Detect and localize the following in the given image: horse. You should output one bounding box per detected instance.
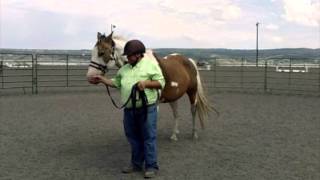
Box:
[87,32,215,141]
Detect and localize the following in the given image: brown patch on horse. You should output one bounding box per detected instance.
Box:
[153,53,198,104]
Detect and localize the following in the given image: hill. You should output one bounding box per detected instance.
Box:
[1,48,319,63]
[154,48,320,62]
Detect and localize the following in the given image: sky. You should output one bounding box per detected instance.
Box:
[0,0,319,49]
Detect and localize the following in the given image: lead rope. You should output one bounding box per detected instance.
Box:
[105,84,131,109]
[105,83,149,121]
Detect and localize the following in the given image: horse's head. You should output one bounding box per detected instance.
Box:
[96,32,115,63]
[87,32,117,84]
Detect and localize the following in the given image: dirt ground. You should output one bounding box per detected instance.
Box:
[1,89,319,180]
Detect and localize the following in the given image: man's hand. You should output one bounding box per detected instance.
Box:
[137,80,147,91]
[88,75,105,84]
[89,75,116,87]
[88,75,101,84]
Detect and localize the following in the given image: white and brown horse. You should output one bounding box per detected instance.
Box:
[87,32,214,140]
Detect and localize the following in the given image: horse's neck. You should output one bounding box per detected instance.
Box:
[113,38,128,67]
[145,50,158,64]
[113,37,158,67]
[113,36,127,49]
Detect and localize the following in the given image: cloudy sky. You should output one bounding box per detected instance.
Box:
[1,0,319,49]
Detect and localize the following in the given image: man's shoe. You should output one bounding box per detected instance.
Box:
[121,165,142,174]
[144,169,157,178]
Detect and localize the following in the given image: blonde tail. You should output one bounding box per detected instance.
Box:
[196,72,213,129]
[189,59,219,129]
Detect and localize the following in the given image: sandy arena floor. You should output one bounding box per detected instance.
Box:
[1,89,319,179]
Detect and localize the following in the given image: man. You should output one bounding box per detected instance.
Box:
[93,39,165,178]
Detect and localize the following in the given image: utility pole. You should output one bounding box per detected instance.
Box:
[256,22,259,67]
[111,24,116,33]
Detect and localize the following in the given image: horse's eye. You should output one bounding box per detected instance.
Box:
[98,52,104,56]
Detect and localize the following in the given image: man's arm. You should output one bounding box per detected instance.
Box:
[137,80,162,91]
[93,75,117,88]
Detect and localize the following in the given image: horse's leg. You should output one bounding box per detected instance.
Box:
[191,103,198,140]
[188,90,198,140]
[169,101,180,141]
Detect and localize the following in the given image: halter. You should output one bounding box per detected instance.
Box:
[89,42,116,74]
[89,61,108,74]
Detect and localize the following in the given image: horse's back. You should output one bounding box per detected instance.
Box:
[157,54,198,102]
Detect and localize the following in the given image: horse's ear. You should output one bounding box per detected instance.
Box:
[97,32,102,40]
[106,31,113,41]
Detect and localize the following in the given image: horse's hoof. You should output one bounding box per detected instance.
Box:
[170,135,178,141]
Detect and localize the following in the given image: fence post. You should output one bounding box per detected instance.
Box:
[289,57,292,92]
[264,60,268,93]
[240,57,244,89]
[318,61,320,95]
[66,55,69,87]
[32,54,34,94]
[32,54,38,94]
[0,59,3,89]
[36,54,38,94]
[213,58,217,88]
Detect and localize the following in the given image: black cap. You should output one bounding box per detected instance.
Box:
[123,39,146,56]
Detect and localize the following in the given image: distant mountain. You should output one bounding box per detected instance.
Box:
[153,48,320,62]
[1,48,319,62]
[0,48,91,56]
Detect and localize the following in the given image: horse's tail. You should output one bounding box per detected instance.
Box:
[189,58,219,129]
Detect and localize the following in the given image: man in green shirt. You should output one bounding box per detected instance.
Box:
[93,39,165,178]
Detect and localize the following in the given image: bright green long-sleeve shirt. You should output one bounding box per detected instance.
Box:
[111,57,165,108]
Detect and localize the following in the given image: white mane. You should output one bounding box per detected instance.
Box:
[112,35,158,67]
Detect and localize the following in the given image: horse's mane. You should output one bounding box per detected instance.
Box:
[111,34,158,65]
[113,35,128,42]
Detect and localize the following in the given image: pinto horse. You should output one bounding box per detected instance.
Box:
[87,32,214,140]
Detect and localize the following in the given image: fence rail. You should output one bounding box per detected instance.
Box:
[1,53,320,96]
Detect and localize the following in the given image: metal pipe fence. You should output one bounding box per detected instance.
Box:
[201,57,320,96]
[0,53,319,96]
